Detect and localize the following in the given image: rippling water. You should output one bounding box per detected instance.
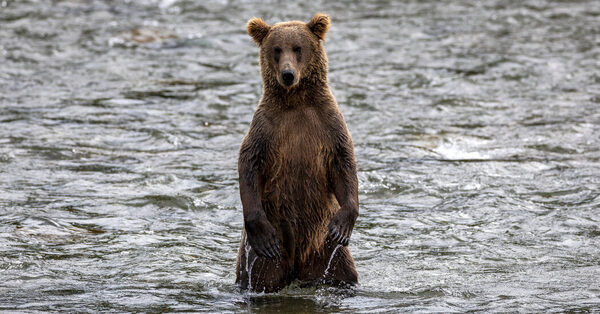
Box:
[1,0,600,311]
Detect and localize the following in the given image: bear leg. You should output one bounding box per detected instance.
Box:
[321,242,358,287]
[297,240,358,288]
[235,231,290,293]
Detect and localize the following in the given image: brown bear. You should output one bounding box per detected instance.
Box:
[236,13,359,292]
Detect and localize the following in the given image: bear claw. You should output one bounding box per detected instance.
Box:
[328,225,350,246]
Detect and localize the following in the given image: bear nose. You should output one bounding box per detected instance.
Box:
[281,70,295,86]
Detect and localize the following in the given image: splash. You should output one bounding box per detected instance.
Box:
[323,244,342,279]
[247,256,258,290]
[244,236,251,275]
[244,235,259,290]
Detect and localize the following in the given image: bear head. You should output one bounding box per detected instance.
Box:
[246,13,330,90]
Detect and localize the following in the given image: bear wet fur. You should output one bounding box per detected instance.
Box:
[236,13,359,292]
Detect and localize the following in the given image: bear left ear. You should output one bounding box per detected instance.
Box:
[247,17,271,45]
[307,13,330,41]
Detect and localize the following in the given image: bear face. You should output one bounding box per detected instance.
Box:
[247,14,330,89]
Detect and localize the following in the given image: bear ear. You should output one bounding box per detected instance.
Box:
[247,17,271,45]
[307,13,330,41]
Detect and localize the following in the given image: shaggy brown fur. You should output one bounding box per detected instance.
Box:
[236,13,359,292]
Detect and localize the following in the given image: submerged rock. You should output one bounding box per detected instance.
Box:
[109,27,179,48]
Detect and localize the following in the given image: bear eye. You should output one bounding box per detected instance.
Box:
[293,46,301,53]
[273,47,282,54]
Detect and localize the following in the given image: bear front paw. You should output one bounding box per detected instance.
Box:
[327,209,357,246]
[245,216,281,259]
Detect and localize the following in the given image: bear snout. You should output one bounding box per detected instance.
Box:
[281,69,295,86]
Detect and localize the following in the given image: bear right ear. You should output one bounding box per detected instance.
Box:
[307,13,330,41]
[247,17,271,45]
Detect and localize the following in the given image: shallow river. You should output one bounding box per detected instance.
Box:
[1,0,600,312]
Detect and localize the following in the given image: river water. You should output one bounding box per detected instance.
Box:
[1,0,599,312]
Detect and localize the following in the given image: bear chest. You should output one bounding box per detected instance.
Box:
[264,122,332,209]
[270,109,332,171]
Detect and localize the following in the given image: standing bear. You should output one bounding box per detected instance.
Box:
[236,13,359,292]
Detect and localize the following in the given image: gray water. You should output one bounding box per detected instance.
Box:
[1,0,600,312]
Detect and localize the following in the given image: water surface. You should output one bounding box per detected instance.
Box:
[1,0,600,312]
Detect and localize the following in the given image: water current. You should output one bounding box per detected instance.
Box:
[1,0,599,312]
